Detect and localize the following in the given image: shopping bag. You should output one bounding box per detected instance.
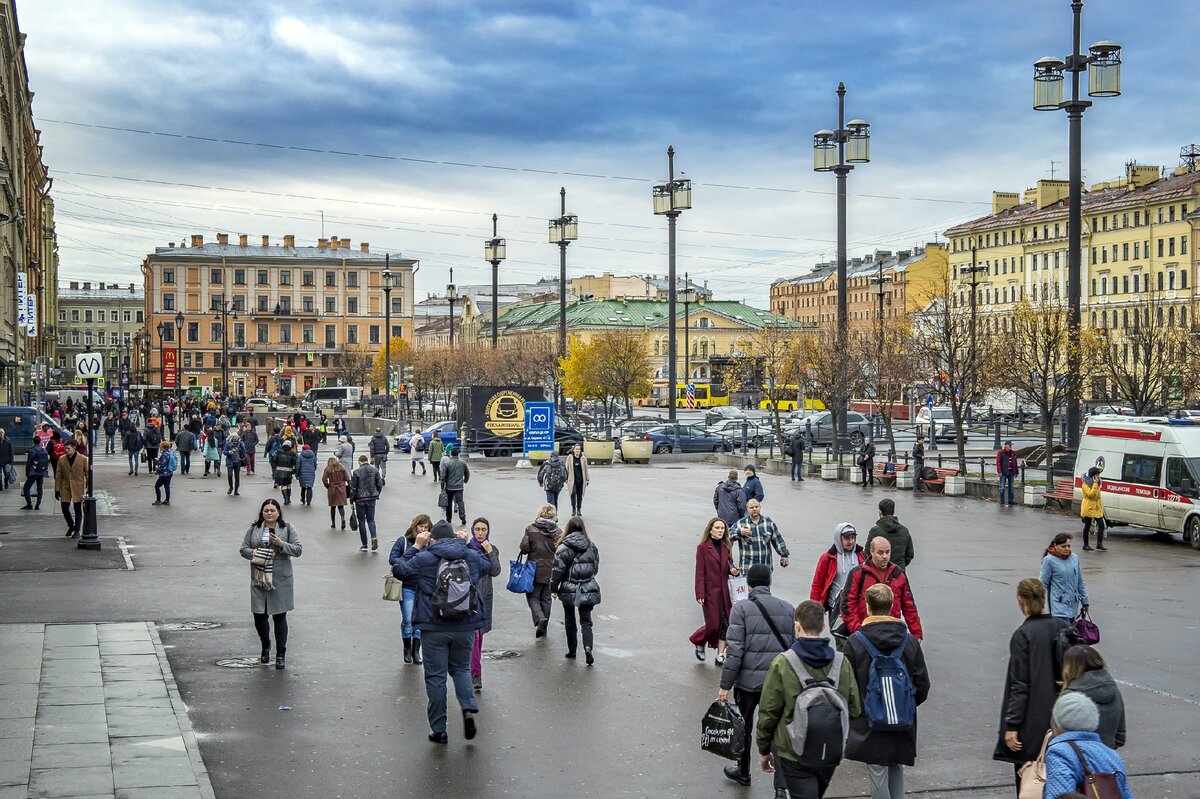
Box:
[728,576,750,603]
[700,700,745,761]
[1017,732,1050,799]
[1073,608,1100,645]
[506,554,537,594]
[349,508,359,532]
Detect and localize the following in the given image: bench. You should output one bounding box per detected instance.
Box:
[873,462,909,486]
[920,467,960,492]
[1043,478,1075,508]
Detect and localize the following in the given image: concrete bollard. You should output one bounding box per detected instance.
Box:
[896,472,914,490]
[1023,484,1047,508]
[944,475,967,496]
[821,463,839,481]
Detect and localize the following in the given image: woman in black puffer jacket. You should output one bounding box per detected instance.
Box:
[551,516,601,666]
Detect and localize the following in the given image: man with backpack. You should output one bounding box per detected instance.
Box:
[391,519,490,745]
[717,564,796,797]
[409,429,427,475]
[537,450,568,509]
[756,599,861,799]
[843,584,931,799]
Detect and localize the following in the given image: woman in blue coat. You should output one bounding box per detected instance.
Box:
[1039,532,1089,621]
[296,444,318,505]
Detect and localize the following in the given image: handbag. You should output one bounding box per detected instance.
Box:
[1016,731,1050,799]
[506,554,536,594]
[727,575,750,603]
[437,486,448,509]
[1066,740,1123,799]
[382,573,403,601]
[1073,608,1101,645]
[349,508,359,531]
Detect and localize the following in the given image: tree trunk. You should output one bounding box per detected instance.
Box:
[883,413,896,460]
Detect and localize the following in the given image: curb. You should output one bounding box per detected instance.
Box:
[148,621,217,799]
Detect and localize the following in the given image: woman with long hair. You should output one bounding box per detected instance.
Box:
[321,457,349,529]
[993,577,1070,793]
[1062,645,1126,749]
[468,517,502,689]
[690,517,740,664]
[389,513,432,665]
[238,498,302,670]
[551,516,601,665]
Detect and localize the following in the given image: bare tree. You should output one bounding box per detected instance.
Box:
[851,317,924,459]
[1099,290,1197,414]
[335,346,374,389]
[795,326,862,458]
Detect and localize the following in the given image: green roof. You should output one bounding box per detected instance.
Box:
[493,298,809,336]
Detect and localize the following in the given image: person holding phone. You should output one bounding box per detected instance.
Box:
[1080,466,1107,551]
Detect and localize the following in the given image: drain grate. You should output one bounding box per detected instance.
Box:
[481,649,522,661]
[159,621,222,631]
[216,657,267,668]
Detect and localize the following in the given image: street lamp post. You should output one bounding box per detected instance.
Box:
[814,84,871,451]
[1033,1,1122,452]
[155,321,167,398]
[175,311,184,397]
[446,269,457,347]
[870,262,893,442]
[548,188,579,410]
[383,256,393,413]
[961,246,988,468]
[682,271,694,385]
[212,295,237,397]
[484,214,506,349]
[653,146,693,429]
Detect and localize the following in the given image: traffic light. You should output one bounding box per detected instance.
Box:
[403,365,414,382]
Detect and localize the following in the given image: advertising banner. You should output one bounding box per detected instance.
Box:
[162,349,178,388]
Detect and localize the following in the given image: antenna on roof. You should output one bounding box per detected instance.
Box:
[1048,160,1061,180]
[1181,144,1200,173]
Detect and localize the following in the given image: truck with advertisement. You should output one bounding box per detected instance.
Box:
[459,386,584,457]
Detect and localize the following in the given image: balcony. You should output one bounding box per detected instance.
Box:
[249,305,320,319]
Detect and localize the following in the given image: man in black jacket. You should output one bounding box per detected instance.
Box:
[911,435,926,493]
[788,431,805,481]
[858,437,877,487]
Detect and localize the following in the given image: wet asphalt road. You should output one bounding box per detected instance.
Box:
[2,451,1198,799]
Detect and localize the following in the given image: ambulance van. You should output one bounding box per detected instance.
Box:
[1075,416,1200,549]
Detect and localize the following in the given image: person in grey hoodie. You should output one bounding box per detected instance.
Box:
[717,563,795,793]
[1061,644,1126,749]
[713,470,747,528]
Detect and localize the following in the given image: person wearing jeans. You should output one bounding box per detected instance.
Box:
[996,440,1019,506]
[123,427,143,476]
[21,439,49,510]
[153,442,174,505]
[350,455,383,552]
[390,517,429,665]
[789,432,806,481]
[519,504,561,639]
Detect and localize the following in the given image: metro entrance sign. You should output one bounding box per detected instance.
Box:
[523,401,555,455]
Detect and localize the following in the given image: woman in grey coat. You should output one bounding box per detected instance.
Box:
[335,436,355,475]
[467,517,502,692]
[550,516,601,665]
[239,498,302,670]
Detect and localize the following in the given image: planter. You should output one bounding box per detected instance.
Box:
[821,463,840,480]
[944,475,966,496]
[1023,484,1047,508]
[896,472,914,490]
[528,450,552,465]
[584,440,615,465]
[620,440,653,464]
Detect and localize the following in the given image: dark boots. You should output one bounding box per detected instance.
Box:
[403,638,413,664]
[411,638,423,665]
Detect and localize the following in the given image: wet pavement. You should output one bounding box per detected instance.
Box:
[1,450,1198,798]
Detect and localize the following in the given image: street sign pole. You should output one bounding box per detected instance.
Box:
[75,348,104,551]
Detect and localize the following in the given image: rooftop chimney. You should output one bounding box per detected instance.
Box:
[83,281,91,290]
[359,242,369,252]
[69,281,78,290]
[129,283,135,293]
[168,242,175,248]
[283,234,295,248]
[217,233,229,245]
[262,235,270,246]
[317,238,328,250]
[190,234,204,248]
[238,234,248,247]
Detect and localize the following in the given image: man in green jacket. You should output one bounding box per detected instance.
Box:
[864,498,914,568]
[756,600,861,799]
[428,432,444,484]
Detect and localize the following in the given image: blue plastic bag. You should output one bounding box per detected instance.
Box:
[506,554,536,594]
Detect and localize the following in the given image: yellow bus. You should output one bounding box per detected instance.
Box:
[759,385,825,413]
[675,382,729,408]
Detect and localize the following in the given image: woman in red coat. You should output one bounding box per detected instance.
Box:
[690,517,740,664]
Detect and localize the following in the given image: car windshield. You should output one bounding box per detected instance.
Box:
[929,409,952,420]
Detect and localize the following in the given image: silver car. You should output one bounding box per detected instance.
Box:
[706,419,775,447]
[786,411,871,446]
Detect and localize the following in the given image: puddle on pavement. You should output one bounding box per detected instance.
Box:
[481,650,522,660]
[216,657,268,668]
[159,621,222,631]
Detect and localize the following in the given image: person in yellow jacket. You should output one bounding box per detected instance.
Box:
[1080,466,1106,551]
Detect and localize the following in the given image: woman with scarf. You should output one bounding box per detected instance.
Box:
[1039,532,1089,621]
[468,517,502,689]
[1080,466,1107,551]
[389,514,432,665]
[239,498,302,670]
[690,517,740,664]
[202,426,221,477]
[810,521,866,634]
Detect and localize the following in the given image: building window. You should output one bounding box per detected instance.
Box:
[258,354,267,368]
[255,295,267,312]
[58,310,65,323]
[280,324,292,344]
[1170,206,1177,222]
[278,296,291,313]
[233,268,246,285]
[195,353,204,368]
[1134,241,1140,259]
[1158,239,1165,257]
[210,268,223,284]
[1122,243,1129,261]
[280,271,291,285]
[302,325,314,344]
[209,323,221,342]
[1169,272,1176,290]
[1182,236,1189,255]
[1158,272,1165,291]
[1123,276,1129,294]
[347,272,359,288]
[257,324,269,343]
[257,270,268,285]
[1169,239,1176,257]
[183,353,192,368]
[233,323,245,346]
[163,293,175,310]
[369,325,380,344]
[136,311,144,322]
[1132,274,1140,294]
[347,325,358,344]
[325,325,336,347]
[97,310,106,322]
[1122,213,1128,228]
[232,295,245,312]
[123,310,132,323]
[325,271,336,287]
[83,309,92,323]
[1159,207,1164,223]
[70,331,80,345]
[1183,271,1189,289]
[302,271,314,287]
[187,322,199,343]
[391,325,402,338]
[163,268,175,284]
[302,296,314,313]
[325,297,336,314]
[390,297,403,314]
[347,297,358,314]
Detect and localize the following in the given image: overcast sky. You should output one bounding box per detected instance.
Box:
[19,1,1200,306]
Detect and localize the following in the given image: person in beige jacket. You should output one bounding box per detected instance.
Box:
[564,443,590,517]
[54,439,88,537]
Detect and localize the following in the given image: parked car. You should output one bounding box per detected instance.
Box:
[704,405,748,427]
[706,418,775,447]
[615,418,667,440]
[394,420,459,453]
[780,411,872,447]
[914,406,969,443]
[0,406,64,463]
[467,414,585,457]
[1088,404,1135,417]
[642,424,734,454]
[246,397,288,413]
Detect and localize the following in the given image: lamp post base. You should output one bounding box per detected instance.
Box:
[78,497,101,551]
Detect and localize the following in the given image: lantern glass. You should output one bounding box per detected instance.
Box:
[672,180,692,210]
[813,131,837,172]
[846,121,870,164]
[1033,57,1065,110]
[382,268,394,290]
[494,240,506,260]
[548,220,562,244]
[652,186,672,215]
[563,215,578,241]
[446,283,457,301]
[1088,42,1121,97]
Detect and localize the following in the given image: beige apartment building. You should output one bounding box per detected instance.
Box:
[55,281,144,389]
[140,234,416,397]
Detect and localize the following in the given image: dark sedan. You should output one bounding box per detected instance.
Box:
[642,424,734,454]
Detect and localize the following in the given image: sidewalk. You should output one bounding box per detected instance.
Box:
[0,622,215,799]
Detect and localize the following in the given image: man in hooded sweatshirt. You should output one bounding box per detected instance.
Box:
[756,599,862,799]
[369,426,390,479]
[864,499,914,569]
[714,470,747,529]
[392,519,490,745]
[810,522,866,632]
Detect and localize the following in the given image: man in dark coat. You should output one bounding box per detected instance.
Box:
[858,436,877,487]
[788,432,805,481]
[865,499,915,568]
[742,465,764,503]
[844,583,931,797]
[713,470,747,528]
[717,564,794,793]
[996,440,1020,505]
[911,434,926,493]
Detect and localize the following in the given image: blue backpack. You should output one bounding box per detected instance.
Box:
[851,630,916,731]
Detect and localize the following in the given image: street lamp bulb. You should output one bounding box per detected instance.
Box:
[382,268,393,290]
[484,238,506,261]
[175,312,184,326]
[1087,41,1122,98]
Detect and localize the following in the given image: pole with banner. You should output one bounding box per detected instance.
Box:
[75,348,104,551]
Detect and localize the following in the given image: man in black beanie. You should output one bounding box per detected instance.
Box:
[716,564,795,797]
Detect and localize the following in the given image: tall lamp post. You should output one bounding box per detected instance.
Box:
[681,271,694,384]
[870,262,892,440]
[548,188,578,411]
[383,257,393,411]
[813,84,871,450]
[155,321,167,398]
[212,295,237,397]
[446,269,457,347]
[136,331,149,386]
[484,214,506,349]
[960,246,988,466]
[653,145,692,428]
[174,312,184,396]
[1033,1,1122,452]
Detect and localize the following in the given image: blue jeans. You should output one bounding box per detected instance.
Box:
[420,629,477,734]
[356,500,378,546]
[999,474,1016,504]
[400,587,421,640]
[545,488,560,508]
[154,475,172,502]
[791,455,804,479]
[127,451,139,474]
[105,433,116,454]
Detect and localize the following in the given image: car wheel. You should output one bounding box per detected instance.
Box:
[654,444,672,454]
[850,431,864,447]
[712,445,722,452]
[1188,516,1200,551]
[751,435,763,447]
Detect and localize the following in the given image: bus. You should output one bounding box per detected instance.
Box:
[675,382,729,409]
[759,385,825,413]
[300,386,363,411]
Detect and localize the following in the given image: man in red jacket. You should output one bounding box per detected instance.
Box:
[996,440,1019,506]
[839,537,923,640]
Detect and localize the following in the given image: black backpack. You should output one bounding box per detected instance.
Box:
[542,458,568,491]
[431,557,479,621]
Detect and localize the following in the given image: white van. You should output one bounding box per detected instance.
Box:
[300,386,362,411]
[1075,416,1200,549]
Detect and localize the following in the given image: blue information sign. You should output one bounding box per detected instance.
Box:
[926,394,934,408]
[523,402,556,454]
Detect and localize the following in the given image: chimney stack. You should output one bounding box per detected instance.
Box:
[190,234,204,248]
[217,233,229,245]
[359,242,369,252]
[262,235,270,246]
[69,281,78,290]
[83,281,91,290]
[168,242,175,248]
[283,234,295,248]
[238,234,248,247]
[330,236,340,249]
[317,238,328,250]
[129,283,135,293]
